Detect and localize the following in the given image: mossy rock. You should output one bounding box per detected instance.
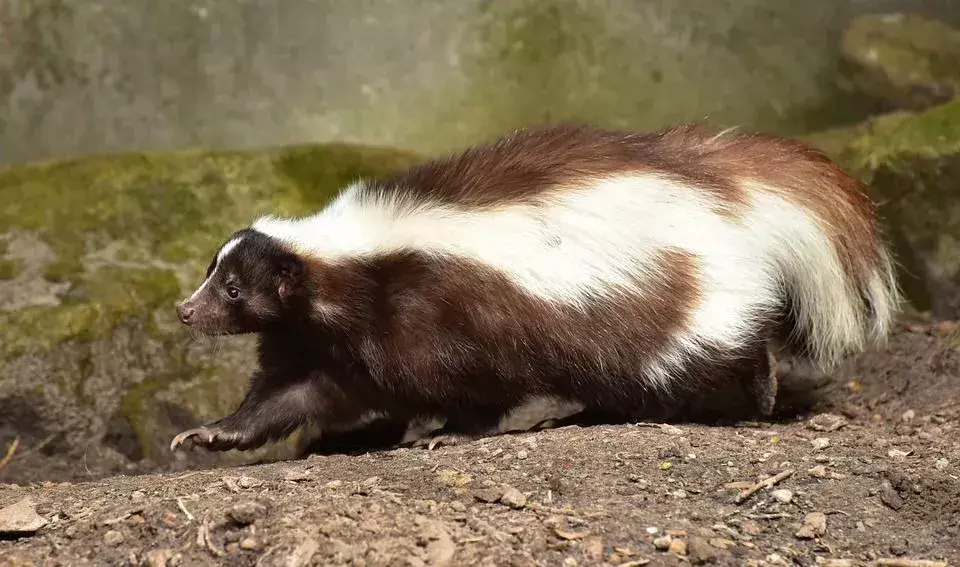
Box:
[807,98,960,319]
[0,142,420,474]
[842,13,960,110]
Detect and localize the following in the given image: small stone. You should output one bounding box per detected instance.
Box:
[103,529,124,546]
[499,486,527,509]
[808,465,828,478]
[449,500,467,512]
[888,448,911,461]
[160,511,178,528]
[583,536,604,561]
[472,488,502,503]
[239,538,259,551]
[226,543,239,553]
[285,538,319,567]
[668,539,687,555]
[0,497,48,535]
[659,461,673,471]
[794,512,827,539]
[934,458,949,470]
[660,424,684,435]
[824,560,855,567]
[436,468,472,488]
[562,558,578,567]
[227,501,267,525]
[146,548,172,567]
[517,449,529,460]
[283,469,312,482]
[687,537,723,564]
[324,480,343,490]
[811,437,831,451]
[741,521,762,536]
[879,481,905,510]
[653,536,672,550]
[131,490,146,502]
[901,409,916,422]
[808,413,847,432]
[771,489,793,504]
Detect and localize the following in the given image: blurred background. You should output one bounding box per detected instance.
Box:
[1,0,959,483]
[1,0,958,164]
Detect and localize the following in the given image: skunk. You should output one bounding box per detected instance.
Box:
[170,123,900,453]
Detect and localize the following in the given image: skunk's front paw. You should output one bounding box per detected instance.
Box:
[170,426,243,452]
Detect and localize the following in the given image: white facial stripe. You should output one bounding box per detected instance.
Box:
[187,235,245,300]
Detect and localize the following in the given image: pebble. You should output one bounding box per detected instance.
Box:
[934,458,949,470]
[472,488,502,503]
[324,480,343,490]
[888,448,911,461]
[499,486,527,509]
[517,449,529,460]
[103,529,125,546]
[795,512,827,539]
[239,538,259,551]
[227,501,267,525]
[687,537,724,564]
[0,497,48,535]
[449,500,467,512]
[145,548,172,567]
[811,437,831,451]
[902,409,916,422]
[771,489,793,504]
[285,538,319,567]
[808,465,828,478]
[879,481,905,510]
[131,490,146,501]
[668,539,687,555]
[653,536,672,550]
[808,413,847,432]
[283,469,312,482]
[225,543,239,553]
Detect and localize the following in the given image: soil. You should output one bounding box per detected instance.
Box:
[1,316,958,567]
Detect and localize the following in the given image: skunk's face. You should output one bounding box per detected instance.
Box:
[176,229,305,335]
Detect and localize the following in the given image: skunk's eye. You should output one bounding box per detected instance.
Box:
[226,286,241,300]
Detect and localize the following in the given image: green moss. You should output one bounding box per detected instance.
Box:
[0,143,420,359]
[806,97,960,177]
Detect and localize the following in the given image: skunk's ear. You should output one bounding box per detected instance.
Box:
[277,255,304,299]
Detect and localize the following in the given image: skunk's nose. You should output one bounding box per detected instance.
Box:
[177,302,195,324]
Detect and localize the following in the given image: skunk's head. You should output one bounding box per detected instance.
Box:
[176,229,307,335]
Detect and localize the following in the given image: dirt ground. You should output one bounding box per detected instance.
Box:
[1,315,958,567]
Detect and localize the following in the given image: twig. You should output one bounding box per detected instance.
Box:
[15,434,56,459]
[0,437,19,473]
[177,498,195,522]
[744,512,792,520]
[735,469,795,504]
[197,521,224,557]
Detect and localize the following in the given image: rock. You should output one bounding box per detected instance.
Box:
[934,458,950,470]
[880,480,906,510]
[795,512,827,539]
[841,13,960,110]
[0,497,47,535]
[687,537,725,564]
[812,438,831,451]
[436,469,472,488]
[239,538,259,551]
[653,536,672,551]
[807,98,960,319]
[472,488,503,504]
[807,413,847,432]
[499,486,527,509]
[771,489,793,504]
[103,529,124,546]
[424,524,456,566]
[0,142,420,476]
[226,501,267,525]
[808,465,828,478]
[285,538,319,567]
[282,469,312,482]
[668,539,688,555]
[145,548,173,567]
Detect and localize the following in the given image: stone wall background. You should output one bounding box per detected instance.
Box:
[1,0,957,165]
